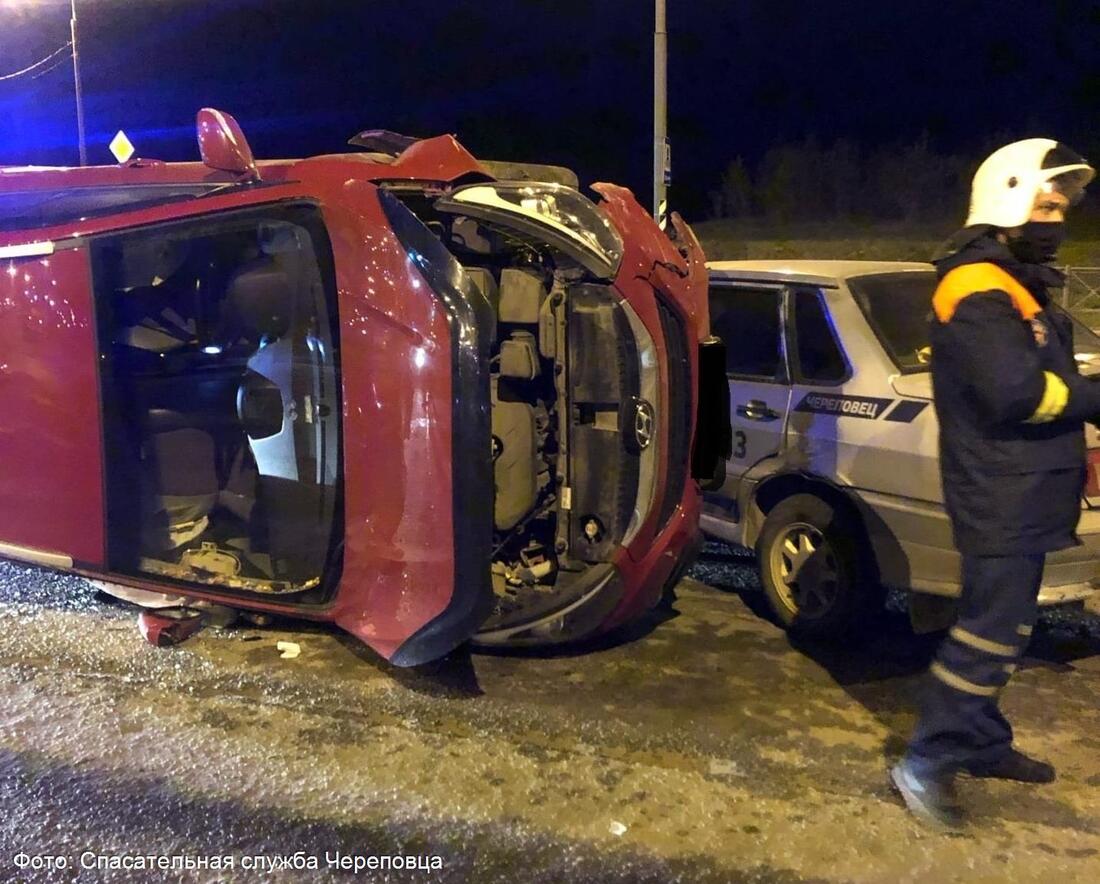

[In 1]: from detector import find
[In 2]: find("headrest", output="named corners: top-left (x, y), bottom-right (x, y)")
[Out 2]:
top-left (118, 237), bottom-right (188, 289)
top-left (227, 258), bottom-right (294, 340)
top-left (259, 224), bottom-right (302, 256)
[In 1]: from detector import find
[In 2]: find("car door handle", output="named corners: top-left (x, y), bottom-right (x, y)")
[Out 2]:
top-left (736, 400), bottom-right (780, 422)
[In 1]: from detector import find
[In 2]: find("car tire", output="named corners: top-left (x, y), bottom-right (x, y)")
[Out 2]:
top-left (755, 493), bottom-right (877, 638)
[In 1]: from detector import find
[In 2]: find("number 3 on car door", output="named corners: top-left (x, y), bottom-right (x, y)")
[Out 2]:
top-left (733, 429), bottom-right (747, 459)
top-left (708, 283), bottom-right (791, 499)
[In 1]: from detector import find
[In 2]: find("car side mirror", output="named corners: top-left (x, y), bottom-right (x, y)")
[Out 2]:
top-left (196, 108), bottom-right (260, 181)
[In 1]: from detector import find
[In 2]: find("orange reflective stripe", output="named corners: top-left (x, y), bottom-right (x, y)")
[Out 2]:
top-left (932, 262), bottom-right (1042, 323)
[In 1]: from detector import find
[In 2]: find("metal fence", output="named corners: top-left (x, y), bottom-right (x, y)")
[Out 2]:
top-left (1059, 266), bottom-right (1100, 309)
top-left (1058, 266), bottom-right (1100, 330)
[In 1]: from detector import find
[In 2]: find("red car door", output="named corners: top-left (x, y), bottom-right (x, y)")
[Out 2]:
top-left (0, 244), bottom-right (105, 568)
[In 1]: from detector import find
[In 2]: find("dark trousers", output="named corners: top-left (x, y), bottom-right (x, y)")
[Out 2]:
top-left (905, 553), bottom-right (1044, 778)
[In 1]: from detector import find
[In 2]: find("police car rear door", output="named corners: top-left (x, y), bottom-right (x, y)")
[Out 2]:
top-left (786, 285), bottom-right (873, 474)
top-left (709, 281), bottom-right (791, 501)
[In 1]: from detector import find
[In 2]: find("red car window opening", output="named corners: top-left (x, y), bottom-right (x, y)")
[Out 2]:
top-left (91, 203), bottom-right (343, 601)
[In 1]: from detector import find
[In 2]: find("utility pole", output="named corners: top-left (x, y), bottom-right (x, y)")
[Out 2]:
top-left (70, 0), bottom-right (87, 166)
top-left (653, 0), bottom-right (668, 227)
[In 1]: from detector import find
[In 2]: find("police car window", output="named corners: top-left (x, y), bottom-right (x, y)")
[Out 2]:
top-left (709, 285), bottom-right (782, 379)
top-left (792, 290), bottom-right (847, 383)
top-left (848, 271), bottom-right (936, 373)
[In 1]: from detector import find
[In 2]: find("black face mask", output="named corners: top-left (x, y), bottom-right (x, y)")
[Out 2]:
top-left (1008, 221), bottom-right (1066, 264)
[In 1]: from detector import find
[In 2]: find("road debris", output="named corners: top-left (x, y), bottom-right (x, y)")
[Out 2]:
top-left (137, 607), bottom-right (206, 647)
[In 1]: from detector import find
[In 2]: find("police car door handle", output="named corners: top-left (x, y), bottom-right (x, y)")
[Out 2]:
top-left (737, 400), bottom-right (780, 422)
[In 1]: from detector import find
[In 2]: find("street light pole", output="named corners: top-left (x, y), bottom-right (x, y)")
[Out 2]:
top-left (69, 0), bottom-right (87, 165)
top-left (653, 0), bottom-right (667, 227)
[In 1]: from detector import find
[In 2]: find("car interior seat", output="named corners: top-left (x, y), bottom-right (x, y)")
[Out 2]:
top-left (111, 243), bottom-right (224, 554)
top-left (227, 258), bottom-right (326, 582)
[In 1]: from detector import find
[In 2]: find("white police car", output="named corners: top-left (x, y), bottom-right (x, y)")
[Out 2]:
top-left (702, 259), bottom-right (1100, 637)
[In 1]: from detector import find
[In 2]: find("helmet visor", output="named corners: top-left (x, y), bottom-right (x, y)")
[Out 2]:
top-left (1048, 167), bottom-right (1094, 206)
top-left (1042, 143), bottom-right (1095, 206)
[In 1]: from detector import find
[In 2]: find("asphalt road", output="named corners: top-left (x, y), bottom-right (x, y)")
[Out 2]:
top-left (1, 542), bottom-right (1099, 883)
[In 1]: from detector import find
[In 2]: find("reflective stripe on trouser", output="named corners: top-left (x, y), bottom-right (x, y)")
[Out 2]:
top-left (905, 553), bottom-right (1043, 777)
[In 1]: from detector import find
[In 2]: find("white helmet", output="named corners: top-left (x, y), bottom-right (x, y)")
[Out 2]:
top-left (965, 138), bottom-right (1094, 228)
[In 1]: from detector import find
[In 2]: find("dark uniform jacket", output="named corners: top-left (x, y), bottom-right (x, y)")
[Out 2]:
top-left (930, 235), bottom-right (1100, 556)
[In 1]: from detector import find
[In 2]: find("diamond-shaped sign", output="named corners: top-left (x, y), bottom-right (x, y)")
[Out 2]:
top-left (109, 130), bottom-right (135, 164)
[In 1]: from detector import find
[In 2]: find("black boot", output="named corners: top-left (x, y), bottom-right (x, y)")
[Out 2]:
top-left (890, 758), bottom-right (965, 829)
top-left (964, 748), bottom-right (1055, 783)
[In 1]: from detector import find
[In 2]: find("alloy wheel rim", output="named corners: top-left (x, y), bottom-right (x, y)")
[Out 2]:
top-left (768, 522), bottom-right (841, 618)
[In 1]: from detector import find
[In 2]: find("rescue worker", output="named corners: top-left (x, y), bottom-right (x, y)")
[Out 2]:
top-left (891, 139), bottom-right (1099, 828)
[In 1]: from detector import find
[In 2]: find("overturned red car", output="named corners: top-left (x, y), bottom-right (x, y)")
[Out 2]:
top-left (0, 109), bottom-right (727, 665)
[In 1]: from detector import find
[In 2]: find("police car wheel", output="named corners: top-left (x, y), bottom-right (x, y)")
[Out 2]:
top-left (756, 494), bottom-right (871, 637)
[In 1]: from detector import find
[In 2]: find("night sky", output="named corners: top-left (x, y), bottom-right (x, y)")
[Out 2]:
top-left (2, 0), bottom-right (1099, 219)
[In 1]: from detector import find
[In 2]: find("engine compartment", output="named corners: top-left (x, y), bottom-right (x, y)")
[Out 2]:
top-left (399, 191), bottom-right (656, 641)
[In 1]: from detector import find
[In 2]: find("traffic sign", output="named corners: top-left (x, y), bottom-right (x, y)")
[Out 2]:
top-left (109, 130), bottom-right (135, 164)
